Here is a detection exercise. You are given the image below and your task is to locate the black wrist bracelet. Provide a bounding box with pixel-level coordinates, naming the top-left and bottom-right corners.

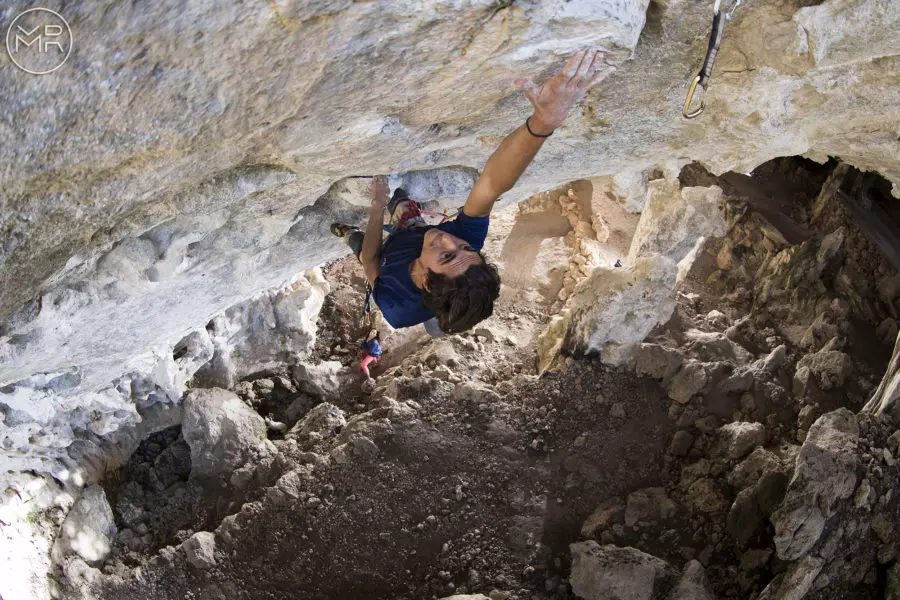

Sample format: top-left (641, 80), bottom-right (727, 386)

top-left (525, 116), bottom-right (553, 138)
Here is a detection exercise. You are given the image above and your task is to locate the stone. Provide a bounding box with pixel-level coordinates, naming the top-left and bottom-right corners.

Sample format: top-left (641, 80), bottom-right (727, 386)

top-left (633, 344), bottom-right (683, 381)
top-left (872, 513), bottom-right (894, 543)
top-left (727, 472), bottom-right (789, 549)
top-left (877, 318), bottom-right (899, 346)
top-left (887, 561), bottom-right (900, 600)
top-left (440, 596), bottom-right (491, 600)
top-left (717, 422), bottom-right (767, 460)
top-left (472, 326), bottom-right (497, 343)
top-left (288, 403), bottom-right (347, 441)
top-left (756, 555), bottom-right (823, 600)
top-left (628, 181), bottom-right (725, 269)
top-left (182, 388), bottom-right (267, 478)
top-left (888, 431), bottom-right (900, 456)
top-left (182, 531), bottom-right (217, 569)
top-left (740, 548), bottom-right (772, 571)
top-left (667, 362), bottom-right (708, 405)
top-left (727, 447), bottom-right (784, 492)
top-left (796, 350), bottom-right (853, 391)
top-left (666, 560), bottom-right (716, 600)
top-left (669, 431), bottom-right (694, 457)
top-left (759, 345), bottom-right (789, 374)
top-left (853, 478), bottom-right (875, 509)
top-left (624, 488), bottom-right (676, 527)
top-left (149, 439), bottom-right (193, 491)
top-left (686, 478), bottom-right (727, 514)
top-left (682, 330), bottom-right (753, 365)
top-left (581, 497), bottom-right (625, 538)
top-left (540, 256), bottom-right (677, 370)
top-left (452, 382), bottom-right (503, 405)
top-left (291, 361), bottom-right (346, 399)
top-left (569, 542), bottom-right (673, 600)
top-left (771, 409), bottom-right (859, 561)
top-left (52, 485), bottom-right (117, 566)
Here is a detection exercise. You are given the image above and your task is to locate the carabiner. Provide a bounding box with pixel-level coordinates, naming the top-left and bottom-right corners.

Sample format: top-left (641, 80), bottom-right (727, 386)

top-left (683, 75), bottom-right (706, 118)
top-left (683, 0), bottom-right (732, 119)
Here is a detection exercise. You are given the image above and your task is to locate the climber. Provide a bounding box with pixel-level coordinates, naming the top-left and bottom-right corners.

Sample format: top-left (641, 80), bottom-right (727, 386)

top-left (331, 48), bottom-right (615, 335)
top-left (358, 328), bottom-right (382, 378)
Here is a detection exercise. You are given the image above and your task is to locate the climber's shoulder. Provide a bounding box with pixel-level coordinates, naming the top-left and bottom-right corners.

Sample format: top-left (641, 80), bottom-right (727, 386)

top-left (436, 210), bottom-right (490, 251)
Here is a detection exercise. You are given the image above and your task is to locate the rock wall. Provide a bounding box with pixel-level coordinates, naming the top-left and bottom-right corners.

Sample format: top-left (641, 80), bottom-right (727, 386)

top-left (1, 0), bottom-right (899, 515)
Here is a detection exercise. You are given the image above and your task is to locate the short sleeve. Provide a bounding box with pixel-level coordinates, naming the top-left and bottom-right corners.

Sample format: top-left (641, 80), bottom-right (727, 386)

top-left (438, 210), bottom-right (490, 251)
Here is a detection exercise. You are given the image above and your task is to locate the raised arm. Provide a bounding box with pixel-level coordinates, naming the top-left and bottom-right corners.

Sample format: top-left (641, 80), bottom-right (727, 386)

top-left (360, 176), bottom-right (390, 286)
top-left (463, 48), bottom-right (615, 218)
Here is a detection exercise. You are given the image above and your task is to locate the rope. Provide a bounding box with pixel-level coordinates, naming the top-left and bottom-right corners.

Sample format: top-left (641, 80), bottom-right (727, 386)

top-left (395, 200), bottom-right (457, 229)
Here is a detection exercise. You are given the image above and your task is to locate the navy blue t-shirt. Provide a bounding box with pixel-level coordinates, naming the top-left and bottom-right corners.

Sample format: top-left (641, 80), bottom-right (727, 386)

top-left (373, 211), bottom-right (490, 329)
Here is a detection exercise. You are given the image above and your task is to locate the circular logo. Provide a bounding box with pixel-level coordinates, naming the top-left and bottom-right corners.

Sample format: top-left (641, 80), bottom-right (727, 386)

top-left (6, 8), bottom-right (72, 75)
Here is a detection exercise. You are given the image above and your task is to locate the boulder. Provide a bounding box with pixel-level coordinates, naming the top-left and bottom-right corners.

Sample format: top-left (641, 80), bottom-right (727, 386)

top-left (682, 330), bottom-right (753, 365)
top-left (666, 560), bottom-right (717, 600)
top-left (570, 542), bottom-right (673, 600)
top-left (771, 409), bottom-right (859, 560)
top-left (182, 531), bottom-right (217, 569)
top-left (581, 497), bottom-right (625, 538)
top-left (52, 485), bottom-right (117, 566)
top-left (633, 344), bottom-right (683, 381)
top-left (796, 351), bottom-right (853, 391)
top-left (624, 488), bottom-right (676, 527)
top-left (627, 182), bottom-right (726, 269)
top-left (727, 447), bottom-right (784, 492)
top-left (552, 256), bottom-right (677, 368)
top-left (667, 362), bottom-right (708, 404)
top-left (716, 422), bottom-right (767, 460)
top-left (182, 388), bottom-right (267, 478)
top-left (287, 402), bottom-right (346, 441)
top-left (686, 478), bottom-right (727, 514)
top-left (727, 472), bottom-right (789, 548)
top-left (669, 431), bottom-right (694, 457)
top-left (756, 555), bottom-right (824, 600)
top-left (291, 361), bottom-right (346, 398)
top-left (887, 561), bottom-right (900, 600)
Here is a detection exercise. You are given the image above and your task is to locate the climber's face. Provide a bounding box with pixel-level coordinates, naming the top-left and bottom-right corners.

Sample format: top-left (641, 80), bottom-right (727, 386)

top-left (418, 228), bottom-right (483, 279)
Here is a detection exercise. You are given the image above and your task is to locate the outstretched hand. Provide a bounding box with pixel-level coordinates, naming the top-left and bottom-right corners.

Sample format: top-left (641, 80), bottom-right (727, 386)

top-left (370, 175), bottom-right (390, 208)
top-left (515, 48), bottom-right (615, 135)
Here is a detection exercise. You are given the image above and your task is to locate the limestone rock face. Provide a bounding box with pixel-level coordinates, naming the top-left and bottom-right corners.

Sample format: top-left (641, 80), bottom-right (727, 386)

top-left (196, 270), bottom-right (330, 388)
top-left (182, 388), bottom-right (267, 479)
top-left (1, 0), bottom-right (900, 520)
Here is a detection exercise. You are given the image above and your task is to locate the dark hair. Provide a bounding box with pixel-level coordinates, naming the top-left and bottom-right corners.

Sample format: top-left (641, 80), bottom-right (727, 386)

top-left (423, 259), bottom-right (501, 334)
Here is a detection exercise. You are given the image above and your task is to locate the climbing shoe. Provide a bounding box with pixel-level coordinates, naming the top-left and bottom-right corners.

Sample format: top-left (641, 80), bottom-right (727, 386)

top-left (388, 187), bottom-right (412, 216)
top-left (330, 223), bottom-right (358, 237)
